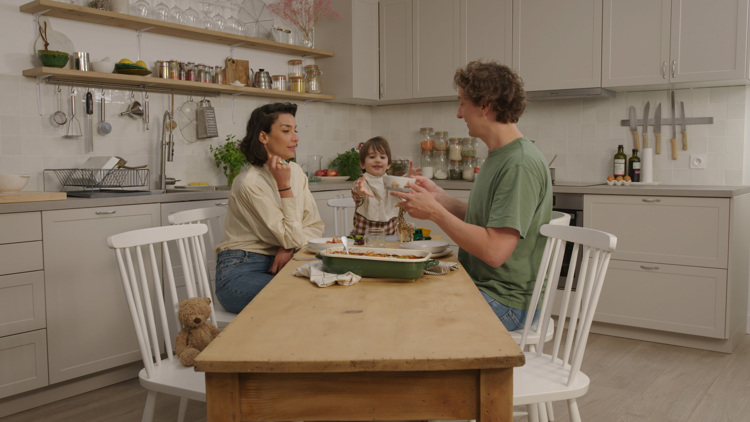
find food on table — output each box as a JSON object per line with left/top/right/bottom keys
{"left": 329, "top": 250, "right": 422, "bottom": 259}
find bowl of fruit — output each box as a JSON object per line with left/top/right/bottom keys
{"left": 114, "top": 59, "right": 151, "bottom": 76}
{"left": 315, "top": 169, "right": 349, "bottom": 183}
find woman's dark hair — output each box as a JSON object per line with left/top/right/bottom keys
{"left": 359, "top": 136, "right": 392, "bottom": 166}
{"left": 453, "top": 60, "right": 526, "bottom": 123}
{"left": 241, "top": 102, "right": 298, "bottom": 166}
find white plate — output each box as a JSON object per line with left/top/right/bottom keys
{"left": 306, "top": 237, "right": 339, "bottom": 251}
{"left": 319, "top": 176, "right": 350, "bottom": 183}
{"left": 399, "top": 240, "right": 450, "bottom": 253}
{"left": 429, "top": 248, "right": 453, "bottom": 258}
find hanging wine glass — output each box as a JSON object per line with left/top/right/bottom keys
{"left": 167, "top": 0, "right": 184, "bottom": 24}
{"left": 182, "top": 0, "right": 203, "bottom": 27}
{"left": 224, "top": 1, "right": 244, "bottom": 35}
{"left": 150, "top": 0, "right": 170, "bottom": 21}
{"left": 210, "top": 10, "right": 227, "bottom": 33}
{"left": 200, "top": 0, "right": 217, "bottom": 30}
{"left": 131, "top": 0, "right": 152, "bottom": 18}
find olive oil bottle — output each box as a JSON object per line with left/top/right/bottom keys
{"left": 613, "top": 145, "right": 627, "bottom": 178}
{"left": 628, "top": 149, "right": 641, "bottom": 182}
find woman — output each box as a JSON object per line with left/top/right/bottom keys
{"left": 215, "top": 102, "right": 324, "bottom": 313}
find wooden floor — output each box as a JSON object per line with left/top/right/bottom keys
{"left": 1, "top": 333, "right": 749, "bottom": 422}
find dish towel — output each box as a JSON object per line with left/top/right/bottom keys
{"left": 424, "top": 261, "right": 459, "bottom": 275}
{"left": 293, "top": 261, "right": 362, "bottom": 287}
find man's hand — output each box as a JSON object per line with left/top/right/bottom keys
{"left": 269, "top": 247, "right": 295, "bottom": 274}
{"left": 390, "top": 181, "right": 441, "bottom": 221}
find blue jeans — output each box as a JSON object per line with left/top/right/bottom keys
{"left": 215, "top": 250, "right": 275, "bottom": 314}
{"left": 480, "top": 290, "right": 539, "bottom": 331}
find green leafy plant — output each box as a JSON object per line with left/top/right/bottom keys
{"left": 329, "top": 148, "right": 362, "bottom": 181}
{"left": 210, "top": 135, "right": 247, "bottom": 186}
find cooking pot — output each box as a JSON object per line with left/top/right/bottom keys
{"left": 316, "top": 246, "right": 439, "bottom": 279}
{"left": 252, "top": 68, "right": 272, "bottom": 89}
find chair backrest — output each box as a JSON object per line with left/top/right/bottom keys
{"left": 550, "top": 210, "right": 572, "bottom": 226}
{"left": 327, "top": 197, "right": 356, "bottom": 237}
{"left": 107, "top": 224, "right": 215, "bottom": 378}
{"left": 520, "top": 224, "right": 617, "bottom": 385}
{"left": 167, "top": 206, "right": 227, "bottom": 270}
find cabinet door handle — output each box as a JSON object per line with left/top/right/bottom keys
{"left": 671, "top": 60, "right": 677, "bottom": 78}
{"left": 95, "top": 210, "right": 117, "bottom": 215}
{"left": 215, "top": 202, "right": 227, "bottom": 206}
{"left": 640, "top": 264, "right": 660, "bottom": 270}
{"left": 379, "top": 83, "right": 385, "bottom": 99}
{"left": 662, "top": 61, "right": 668, "bottom": 79}
{"left": 641, "top": 198, "right": 661, "bottom": 203}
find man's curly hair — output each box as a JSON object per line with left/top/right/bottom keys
{"left": 453, "top": 61, "right": 526, "bottom": 124}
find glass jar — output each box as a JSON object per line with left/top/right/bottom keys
{"left": 196, "top": 64, "right": 207, "bottom": 83}
{"left": 184, "top": 62, "right": 196, "bottom": 81}
{"left": 305, "top": 69, "right": 321, "bottom": 93}
{"left": 433, "top": 151, "right": 448, "bottom": 180}
{"left": 287, "top": 59, "right": 303, "bottom": 77}
{"left": 448, "top": 138, "right": 463, "bottom": 161}
{"left": 419, "top": 127, "right": 434, "bottom": 151}
{"left": 448, "top": 160, "right": 463, "bottom": 180}
{"left": 169, "top": 60, "right": 180, "bottom": 79}
{"left": 462, "top": 157, "right": 476, "bottom": 181}
{"left": 215, "top": 64, "right": 224, "bottom": 84}
{"left": 420, "top": 151, "right": 434, "bottom": 179}
{"left": 304, "top": 64, "right": 319, "bottom": 74}
{"left": 272, "top": 75, "right": 287, "bottom": 91}
{"left": 435, "top": 131, "right": 448, "bottom": 151}
{"left": 290, "top": 76, "right": 305, "bottom": 93}
{"left": 462, "top": 137, "right": 477, "bottom": 158}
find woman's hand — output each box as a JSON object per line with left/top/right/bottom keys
{"left": 353, "top": 176, "right": 374, "bottom": 197}
{"left": 269, "top": 247, "right": 295, "bottom": 274}
{"left": 267, "top": 153, "right": 291, "bottom": 190}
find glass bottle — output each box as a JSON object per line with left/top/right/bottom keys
{"left": 462, "top": 157, "right": 476, "bottom": 181}
{"left": 433, "top": 150, "right": 448, "bottom": 180}
{"left": 420, "top": 151, "right": 434, "bottom": 179}
{"left": 448, "top": 160, "right": 463, "bottom": 180}
{"left": 435, "top": 131, "right": 448, "bottom": 151}
{"left": 462, "top": 137, "right": 477, "bottom": 158}
{"left": 628, "top": 149, "right": 641, "bottom": 182}
{"left": 419, "top": 127, "right": 434, "bottom": 151}
{"left": 448, "top": 138, "right": 463, "bottom": 161}
{"left": 614, "top": 144, "right": 627, "bottom": 178}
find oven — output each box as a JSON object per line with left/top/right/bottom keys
{"left": 552, "top": 192, "right": 584, "bottom": 290}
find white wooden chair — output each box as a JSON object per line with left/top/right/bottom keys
{"left": 515, "top": 224, "right": 617, "bottom": 422}
{"left": 327, "top": 197, "right": 356, "bottom": 237}
{"left": 107, "top": 224, "right": 216, "bottom": 422}
{"left": 168, "top": 206, "right": 234, "bottom": 328}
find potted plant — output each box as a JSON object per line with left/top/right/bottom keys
{"left": 210, "top": 135, "right": 247, "bottom": 187}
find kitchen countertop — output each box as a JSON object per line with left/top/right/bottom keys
{"left": 1, "top": 182, "right": 749, "bottom": 214}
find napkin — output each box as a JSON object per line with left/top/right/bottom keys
{"left": 424, "top": 261, "right": 459, "bottom": 275}
{"left": 293, "top": 261, "right": 362, "bottom": 287}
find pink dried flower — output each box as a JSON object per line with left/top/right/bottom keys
{"left": 268, "top": 0, "right": 340, "bottom": 43}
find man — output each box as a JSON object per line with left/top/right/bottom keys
{"left": 392, "top": 60, "right": 552, "bottom": 331}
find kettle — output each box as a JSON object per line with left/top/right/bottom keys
{"left": 252, "top": 68, "right": 272, "bottom": 89}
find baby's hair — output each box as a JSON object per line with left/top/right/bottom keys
{"left": 359, "top": 136, "right": 392, "bottom": 165}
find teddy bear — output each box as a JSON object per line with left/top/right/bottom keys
{"left": 174, "top": 297, "right": 220, "bottom": 367}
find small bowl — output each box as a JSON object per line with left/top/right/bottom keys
{"left": 399, "top": 240, "right": 449, "bottom": 253}
{"left": 91, "top": 60, "right": 113, "bottom": 73}
{"left": 306, "top": 237, "right": 340, "bottom": 251}
{"left": 38, "top": 50, "right": 69, "bottom": 68}
{"left": 0, "top": 174, "right": 30, "bottom": 193}
{"left": 383, "top": 174, "right": 416, "bottom": 192}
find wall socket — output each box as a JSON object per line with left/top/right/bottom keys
{"left": 690, "top": 154, "right": 707, "bottom": 169}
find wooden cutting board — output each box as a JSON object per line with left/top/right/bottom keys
{"left": 0, "top": 191, "right": 67, "bottom": 204}
{"left": 225, "top": 58, "right": 249, "bottom": 87}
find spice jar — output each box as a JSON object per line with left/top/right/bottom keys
{"left": 419, "top": 127, "right": 434, "bottom": 151}
{"left": 448, "top": 160, "right": 463, "bottom": 180}
{"left": 214, "top": 64, "right": 224, "bottom": 84}
{"left": 290, "top": 75, "right": 305, "bottom": 93}
{"left": 287, "top": 59, "right": 303, "bottom": 77}
{"left": 433, "top": 151, "right": 448, "bottom": 180}
{"left": 462, "top": 157, "right": 476, "bottom": 181}
{"left": 420, "top": 151, "right": 434, "bottom": 179}
{"left": 272, "top": 75, "right": 287, "bottom": 91}
{"left": 184, "top": 62, "right": 196, "bottom": 81}
{"left": 448, "top": 138, "right": 462, "bottom": 161}
{"left": 435, "top": 131, "right": 448, "bottom": 151}
{"left": 305, "top": 69, "right": 321, "bottom": 93}
{"left": 462, "top": 137, "right": 477, "bottom": 158}
{"left": 169, "top": 60, "right": 180, "bottom": 79}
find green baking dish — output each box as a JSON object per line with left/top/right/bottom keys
{"left": 316, "top": 246, "right": 439, "bottom": 279}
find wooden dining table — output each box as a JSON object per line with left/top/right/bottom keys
{"left": 194, "top": 245, "right": 525, "bottom": 422}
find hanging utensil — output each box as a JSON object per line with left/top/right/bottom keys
{"left": 196, "top": 98, "right": 219, "bottom": 139}
{"left": 97, "top": 90, "right": 111, "bottom": 135}
{"left": 63, "top": 87, "right": 82, "bottom": 138}
{"left": 51, "top": 85, "right": 67, "bottom": 127}
{"left": 144, "top": 91, "right": 150, "bottom": 130}
{"left": 84, "top": 90, "right": 94, "bottom": 152}
{"left": 548, "top": 154, "right": 558, "bottom": 168}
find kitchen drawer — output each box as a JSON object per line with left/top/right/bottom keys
{"left": 0, "top": 329, "right": 48, "bottom": 399}
{"left": 0, "top": 272, "right": 46, "bottom": 337}
{"left": 0, "top": 212, "right": 41, "bottom": 244}
{"left": 585, "top": 195, "right": 729, "bottom": 268}
{"left": 595, "top": 260, "right": 727, "bottom": 338}
{"left": 0, "top": 242, "right": 43, "bottom": 276}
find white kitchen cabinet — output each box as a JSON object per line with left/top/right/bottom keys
{"left": 584, "top": 194, "right": 749, "bottom": 352}
{"left": 512, "top": 0, "right": 603, "bottom": 91}
{"left": 42, "top": 204, "right": 160, "bottom": 384}
{"left": 379, "top": 0, "right": 414, "bottom": 101}
{"left": 462, "top": 0, "right": 513, "bottom": 65}
{"left": 0, "top": 330, "right": 48, "bottom": 399}
{"left": 411, "top": 0, "right": 462, "bottom": 99}
{"left": 602, "top": 0, "right": 749, "bottom": 88}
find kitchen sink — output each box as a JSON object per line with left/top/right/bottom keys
{"left": 165, "top": 185, "right": 230, "bottom": 193}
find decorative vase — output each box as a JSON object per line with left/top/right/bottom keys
{"left": 226, "top": 169, "right": 240, "bottom": 187}
{"left": 301, "top": 27, "right": 314, "bottom": 48}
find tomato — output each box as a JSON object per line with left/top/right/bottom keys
{"left": 315, "top": 169, "right": 328, "bottom": 177}
{"left": 327, "top": 169, "right": 338, "bottom": 176}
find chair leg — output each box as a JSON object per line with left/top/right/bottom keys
{"left": 141, "top": 391, "right": 157, "bottom": 422}
{"left": 527, "top": 403, "right": 539, "bottom": 422}
{"left": 177, "top": 397, "right": 189, "bottom": 422}
{"left": 568, "top": 398, "right": 581, "bottom": 422}
{"left": 545, "top": 401, "right": 555, "bottom": 421}
{"left": 538, "top": 402, "right": 549, "bottom": 422}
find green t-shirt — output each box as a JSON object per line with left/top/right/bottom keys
{"left": 458, "top": 137, "right": 552, "bottom": 310}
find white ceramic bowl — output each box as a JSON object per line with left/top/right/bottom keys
{"left": 0, "top": 174, "right": 30, "bottom": 193}
{"left": 399, "top": 240, "right": 450, "bottom": 253}
{"left": 306, "top": 237, "right": 340, "bottom": 251}
{"left": 383, "top": 174, "right": 416, "bottom": 192}
{"left": 91, "top": 60, "right": 113, "bottom": 73}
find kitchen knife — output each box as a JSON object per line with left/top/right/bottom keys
{"left": 653, "top": 103, "right": 662, "bottom": 154}
{"left": 671, "top": 91, "right": 677, "bottom": 160}
{"left": 680, "top": 101, "right": 687, "bottom": 150}
{"left": 642, "top": 101, "right": 650, "bottom": 149}
{"left": 629, "top": 106, "right": 640, "bottom": 151}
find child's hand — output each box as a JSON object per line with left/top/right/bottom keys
{"left": 408, "top": 160, "right": 422, "bottom": 177}
{"left": 354, "top": 176, "right": 374, "bottom": 197}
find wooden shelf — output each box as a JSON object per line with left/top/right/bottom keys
{"left": 20, "top": 0, "right": 334, "bottom": 59}
{"left": 23, "top": 67, "right": 335, "bottom": 101}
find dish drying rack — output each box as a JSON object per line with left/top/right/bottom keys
{"left": 45, "top": 168, "right": 150, "bottom": 192}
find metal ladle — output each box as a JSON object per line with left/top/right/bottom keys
{"left": 63, "top": 88, "right": 82, "bottom": 138}
{"left": 97, "top": 94, "right": 111, "bottom": 135}
{"left": 50, "top": 86, "right": 67, "bottom": 126}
